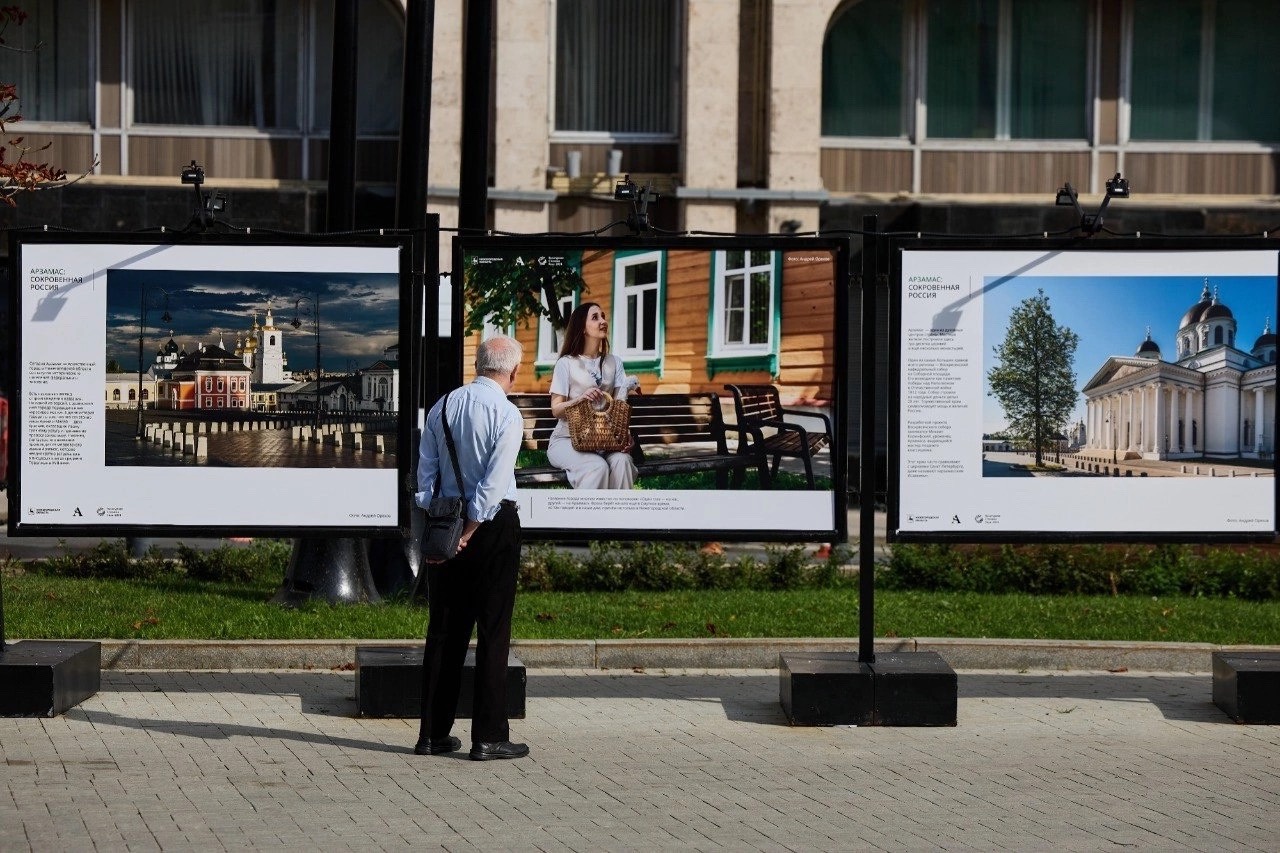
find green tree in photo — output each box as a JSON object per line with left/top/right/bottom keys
{"left": 462, "top": 254, "right": 585, "bottom": 335}
{"left": 988, "top": 289, "right": 1079, "bottom": 467}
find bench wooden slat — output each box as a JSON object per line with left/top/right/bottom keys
{"left": 508, "top": 392, "right": 762, "bottom": 488}
{"left": 725, "top": 383, "right": 832, "bottom": 489}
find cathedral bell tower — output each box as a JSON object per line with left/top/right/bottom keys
{"left": 255, "top": 308, "right": 290, "bottom": 384}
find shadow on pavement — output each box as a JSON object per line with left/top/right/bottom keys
{"left": 95, "top": 669, "right": 1228, "bottom": 728}
{"left": 960, "top": 671, "right": 1222, "bottom": 723}
{"left": 72, "top": 707, "right": 405, "bottom": 755}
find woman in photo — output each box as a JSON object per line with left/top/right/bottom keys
{"left": 547, "top": 302, "right": 638, "bottom": 489}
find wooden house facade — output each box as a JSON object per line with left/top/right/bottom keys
{"left": 466, "top": 247, "right": 838, "bottom": 409}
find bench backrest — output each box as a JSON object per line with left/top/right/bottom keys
{"left": 725, "top": 383, "right": 784, "bottom": 424}
{"left": 509, "top": 393, "right": 728, "bottom": 452}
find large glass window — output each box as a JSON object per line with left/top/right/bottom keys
{"left": 822, "top": 0, "right": 904, "bottom": 137}
{"left": 5, "top": 0, "right": 92, "bottom": 123}
{"left": 128, "top": 0, "right": 403, "bottom": 134}
{"left": 612, "top": 251, "right": 663, "bottom": 359}
{"left": 555, "top": 0, "right": 679, "bottom": 135}
{"left": 312, "top": 0, "right": 404, "bottom": 134}
{"left": 822, "top": 0, "right": 1089, "bottom": 140}
{"left": 927, "top": 0, "right": 1087, "bottom": 139}
{"left": 131, "top": 0, "right": 301, "bottom": 127}
{"left": 1130, "top": 0, "right": 1280, "bottom": 142}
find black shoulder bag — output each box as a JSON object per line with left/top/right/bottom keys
{"left": 422, "top": 391, "right": 468, "bottom": 561}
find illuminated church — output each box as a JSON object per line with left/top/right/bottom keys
{"left": 234, "top": 307, "right": 292, "bottom": 385}
{"left": 1081, "top": 281, "right": 1276, "bottom": 460}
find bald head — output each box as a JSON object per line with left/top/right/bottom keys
{"left": 476, "top": 335, "right": 523, "bottom": 380}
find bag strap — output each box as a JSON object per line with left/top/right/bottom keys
{"left": 432, "top": 389, "right": 467, "bottom": 500}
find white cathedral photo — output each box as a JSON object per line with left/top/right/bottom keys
{"left": 1081, "top": 280, "right": 1277, "bottom": 461}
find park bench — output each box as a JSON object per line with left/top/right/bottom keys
{"left": 509, "top": 392, "right": 763, "bottom": 488}
{"left": 724, "top": 384, "right": 832, "bottom": 489}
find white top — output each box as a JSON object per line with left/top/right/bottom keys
{"left": 548, "top": 353, "right": 631, "bottom": 440}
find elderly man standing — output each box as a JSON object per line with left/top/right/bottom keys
{"left": 413, "top": 335, "right": 528, "bottom": 760}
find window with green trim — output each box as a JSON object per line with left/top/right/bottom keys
{"left": 707, "top": 250, "right": 780, "bottom": 376}
{"left": 536, "top": 291, "right": 577, "bottom": 367}
{"left": 611, "top": 251, "right": 664, "bottom": 366}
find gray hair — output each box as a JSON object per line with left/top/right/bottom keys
{"left": 475, "top": 335, "right": 523, "bottom": 376}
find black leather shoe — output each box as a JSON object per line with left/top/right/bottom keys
{"left": 469, "top": 741, "right": 529, "bottom": 761}
{"left": 413, "top": 735, "right": 461, "bottom": 755}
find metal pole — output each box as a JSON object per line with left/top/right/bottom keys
{"left": 397, "top": 0, "right": 435, "bottom": 415}
{"left": 136, "top": 290, "right": 146, "bottom": 439}
{"left": 449, "top": 0, "right": 493, "bottom": 390}
{"left": 314, "top": 297, "right": 321, "bottom": 430}
{"left": 327, "top": 0, "right": 358, "bottom": 228}
{"left": 458, "top": 0, "right": 492, "bottom": 234}
{"left": 858, "top": 214, "right": 879, "bottom": 664}
{"left": 394, "top": 0, "right": 437, "bottom": 599}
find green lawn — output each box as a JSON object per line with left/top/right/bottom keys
{"left": 4, "top": 573, "right": 1277, "bottom": 645}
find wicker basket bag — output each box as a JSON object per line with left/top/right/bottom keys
{"left": 565, "top": 392, "right": 631, "bottom": 453}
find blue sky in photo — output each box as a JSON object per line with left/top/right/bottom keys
{"left": 981, "top": 274, "right": 1278, "bottom": 433}
{"left": 106, "top": 270, "right": 401, "bottom": 374}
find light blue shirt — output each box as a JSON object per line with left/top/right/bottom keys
{"left": 415, "top": 376, "right": 522, "bottom": 523}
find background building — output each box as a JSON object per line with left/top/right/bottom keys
{"left": 2, "top": 1, "right": 1276, "bottom": 250}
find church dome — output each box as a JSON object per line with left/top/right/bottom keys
{"left": 1253, "top": 319, "right": 1276, "bottom": 352}
{"left": 1179, "top": 281, "right": 1213, "bottom": 328}
{"left": 1135, "top": 329, "right": 1160, "bottom": 359}
{"left": 1204, "top": 299, "right": 1234, "bottom": 321}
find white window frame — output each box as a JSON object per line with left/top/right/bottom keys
{"left": 536, "top": 291, "right": 578, "bottom": 368}
{"left": 611, "top": 250, "right": 664, "bottom": 363}
{"left": 707, "top": 249, "right": 781, "bottom": 378}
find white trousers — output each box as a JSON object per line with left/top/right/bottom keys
{"left": 547, "top": 433, "right": 637, "bottom": 489}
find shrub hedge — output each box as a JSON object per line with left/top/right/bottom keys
{"left": 882, "top": 543, "right": 1280, "bottom": 600}
{"left": 20, "top": 538, "right": 1280, "bottom": 600}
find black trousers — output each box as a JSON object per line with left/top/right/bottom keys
{"left": 418, "top": 502, "right": 521, "bottom": 744}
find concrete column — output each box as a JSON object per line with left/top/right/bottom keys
{"left": 1153, "top": 383, "right": 1167, "bottom": 456}
{"left": 680, "top": 0, "right": 739, "bottom": 233}
{"left": 491, "top": 0, "right": 550, "bottom": 236}
{"left": 765, "top": 0, "right": 830, "bottom": 233}
{"left": 1121, "top": 391, "right": 1130, "bottom": 452}
{"left": 1185, "top": 389, "right": 1195, "bottom": 451}
{"left": 1141, "top": 386, "right": 1150, "bottom": 453}
{"left": 1255, "top": 388, "right": 1265, "bottom": 452}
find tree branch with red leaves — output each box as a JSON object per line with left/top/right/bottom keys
{"left": 0, "top": 4, "right": 96, "bottom": 207}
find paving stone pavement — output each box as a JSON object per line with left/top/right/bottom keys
{"left": 2, "top": 667, "right": 1278, "bottom": 852}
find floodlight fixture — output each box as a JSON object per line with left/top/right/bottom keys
{"left": 1105, "top": 172, "right": 1130, "bottom": 198}
{"left": 612, "top": 173, "right": 660, "bottom": 235}
{"left": 180, "top": 161, "right": 205, "bottom": 186}
{"left": 178, "top": 160, "right": 229, "bottom": 231}
{"left": 1052, "top": 174, "right": 1130, "bottom": 236}
{"left": 614, "top": 175, "right": 639, "bottom": 201}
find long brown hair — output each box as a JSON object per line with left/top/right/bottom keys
{"left": 558, "top": 302, "right": 610, "bottom": 359}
